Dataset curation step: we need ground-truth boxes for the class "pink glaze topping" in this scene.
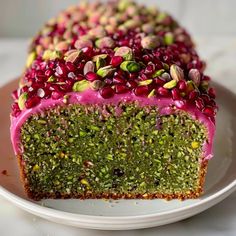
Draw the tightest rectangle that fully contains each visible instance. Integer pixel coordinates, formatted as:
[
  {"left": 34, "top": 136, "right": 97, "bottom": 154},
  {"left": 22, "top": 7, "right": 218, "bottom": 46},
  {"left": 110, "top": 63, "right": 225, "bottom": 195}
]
[{"left": 10, "top": 90, "right": 215, "bottom": 161}]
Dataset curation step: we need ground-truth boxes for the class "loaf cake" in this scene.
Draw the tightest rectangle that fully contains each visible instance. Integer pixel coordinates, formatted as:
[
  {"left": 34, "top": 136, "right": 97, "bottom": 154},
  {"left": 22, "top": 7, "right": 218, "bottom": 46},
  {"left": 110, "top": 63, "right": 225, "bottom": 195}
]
[{"left": 10, "top": 0, "right": 217, "bottom": 200}]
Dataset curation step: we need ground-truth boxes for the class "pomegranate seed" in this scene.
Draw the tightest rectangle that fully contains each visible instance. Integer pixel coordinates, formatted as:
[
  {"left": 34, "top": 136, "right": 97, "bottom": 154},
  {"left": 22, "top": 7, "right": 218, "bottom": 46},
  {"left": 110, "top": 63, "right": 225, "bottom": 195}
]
[
  {"left": 31, "top": 82, "right": 44, "bottom": 90},
  {"left": 81, "top": 47, "right": 93, "bottom": 58},
  {"left": 55, "top": 63, "right": 68, "bottom": 77},
  {"left": 134, "top": 86, "right": 149, "bottom": 96},
  {"left": 113, "top": 75, "right": 125, "bottom": 84},
  {"left": 11, "top": 103, "right": 21, "bottom": 117},
  {"left": 77, "top": 62, "right": 84, "bottom": 71},
  {"left": 201, "top": 94, "right": 211, "bottom": 104},
  {"left": 76, "top": 74, "right": 85, "bottom": 81},
  {"left": 153, "top": 59, "right": 163, "bottom": 70},
  {"left": 119, "top": 39, "right": 129, "bottom": 46},
  {"left": 208, "top": 87, "right": 216, "bottom": 99},
  {"left": 51, "top": 91, "right": 64, "bottom": 99},
  {"left": 65, "top": 62, "right": 76, "bottom": 72},
  {"left": 104, "top": 78, "right": 113, "bottom": 85},
  {"left": 126, "top": 80, "right": 138, "bottom": 89},
  {"left": 47, "top": 84, "right": 60, "bottom": 92},
  {"left": 189, "top": 90, "right": 199, "bottom": 101},
  {"left": 85, "top": 72, "right": 98, "bottom": 81},
  {"left": 116, "top": 69, "right": 126, "bottom": 77},
  {"left": 25, "top": 96, "right": 40, "bottom": 109},
  {"left": 142, "top": 55, "right": 151, "bottom": 63},
  {"left": 201, "top": 75, "right": 211, "bottom": 81},
  {"left": 208, "top": 99, "right": 216, "bottom": 107},
  {"left": 111, "top": 56, "right": 123, "bottom": 67},
  {"left": 65, "top": 79, "right": 74, "bottom": 87},
  {"left": 45, "top": 69, "right": 53, "bottom": 77},
  {"left": 99, "top": 86, "right": 115, "bottom": 99},
  {"left": 195, "top": 97, "right": 205, "bottom": 110},
  {"left": 60, "top": 83, "right": 72, "bottom": 91},
  {"left": 68, "top": 72, "right": 76, "bottom": 79},
  {"left": 139, "top": 73, "right": 148, "bottom": 81},
  {"left": 37, "top": 88, "right": 45, "bottom": 98},
  {"left": 157, "top": 87, "right": 170, "bottom": 96},
  {"left": 153, "top": 77, "right": 165, "bottom": 86},
  {"left": 128, "top": 72, "right": 138, "bottom": 80},
  {"left": 48, "top": 61, "right": 55, "bottom": 69},
  {"left": 203, "top": 106, "right": 216, "bottom": 116},
  {"left": 144, "top": 63, "right": 155, "bottom": 75},
  {"left": 171, "top": 88, "right": 181, "bottom": 100},
  {"left": 21, "top": 86, "right": 28, "bottom": 93},
  {"left": 177, "top": 80, "right": 187, "bottom": 91},
  {"left": 36, "top": 70, "right": 46, "bottom": 78},
  {"left": 114, "top": 84, "right": 128, "bottom": 94}
]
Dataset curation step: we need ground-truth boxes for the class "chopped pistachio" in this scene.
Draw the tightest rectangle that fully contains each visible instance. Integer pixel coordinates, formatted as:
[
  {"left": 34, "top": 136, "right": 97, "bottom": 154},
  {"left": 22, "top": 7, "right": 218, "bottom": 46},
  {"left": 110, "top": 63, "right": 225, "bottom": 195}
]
[
  {"left": 90, "top": 80, "right": 105, "bottom": 90},
  {"left": 200, "top": 80, "right": 209, "bottom": 91},
  {"left": 95, "top": 37, "right": 115, "bottom": 49},
  {"left": 95, "top": 57, "right": 106, "bottom": 70},
  {"left": 26, "top": 51, "right": 36, "bottom": 68},
  {"left": 141, "top": 35, "right": 160, "bottom": 49},
  {"left": 80, "top": 179, "right": 90, "bottom": 186},
  {"left": 156, "top": 12, "right": 168, "bottom": 23},
  {"left": 83, "top": 61, "right": 95, "bottom": 75},
  {"left": 72, "top": 80, "right": 90, "bottom": 92},
  {"left": 186, "top": 81, "right": 196, "bottom": 93},
  {"left": 139, "top": 79, "right": 153, "bottom": 86},
  {"left": 120, "top": 61, "right": 141, "bottom": 72},
  {"left": 18, "top": 92, "right": 28, "bottom": 110},
  {"left": 188, "top": 69, "right": 201, "bottom": 87},
  {"left": 65, "top": 50, "right": 82, "bottom": 63},
  {"left": 118, "top": 0, "right": 131, "bottom": 11},
  {"left": 191, "top": 141, "right": 199, "bottom": 149},
  {"left": 47, "top": 76, "right": 55, "bottom": 82},
  {"left": 170, "top": 64, "right": 184, "bottom": 81},
  {"left": 163, "top": 80, "right": 177, "bottom": 89},
  {"left": 32, "top": 164, "right": 40, "bottom": 172},
  {"left": 88, "top": 26, "right": 106, "bottom": 38},
  {"left": 97, "top": 65, "right": 115, "bottom": 78},
  {"left": 92, "top": 54, "right": 108, "bottom": 62},
  {"left": 142, "top": 23, "right": 155, "bottom": 34},
  {"left": 55, "top": 41, "right": 69, "bottom": 51},
  {"left": 152, "top": 69, "right": 165, "bottom": 78},
  {"left": 148, "top": 89, "right": 156, "bottom": 98},
  {"left": 123, "top": 19, "right": 139, "bottom": 29},
  {"left": 161, "top": 72, "right": 171, "bottom": 81},
  {"left": 74, "top": 38, "right": 93, "bottom": 49},
  {"left": 42, "top": 50, "right": 61, "bottom": 61},
  {"left": 164, "top": 32, "right": 174, "bottom": 45},
  {"left": 114, "top": 46, "right": 133, "bottom": 60}
]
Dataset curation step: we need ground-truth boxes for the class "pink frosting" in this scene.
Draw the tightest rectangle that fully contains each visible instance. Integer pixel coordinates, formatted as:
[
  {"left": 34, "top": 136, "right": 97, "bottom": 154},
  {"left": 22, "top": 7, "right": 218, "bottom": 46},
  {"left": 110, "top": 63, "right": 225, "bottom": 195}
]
[{"left": 10, "top": 90, "right": 215, "bottom": 161}]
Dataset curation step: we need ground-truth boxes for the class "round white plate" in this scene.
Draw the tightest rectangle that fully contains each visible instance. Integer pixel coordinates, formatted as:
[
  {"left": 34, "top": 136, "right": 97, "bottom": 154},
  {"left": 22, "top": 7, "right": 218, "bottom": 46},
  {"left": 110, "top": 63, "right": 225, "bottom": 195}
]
[{"left": 0, "top": 79, "right": 235, "bottom": 230}]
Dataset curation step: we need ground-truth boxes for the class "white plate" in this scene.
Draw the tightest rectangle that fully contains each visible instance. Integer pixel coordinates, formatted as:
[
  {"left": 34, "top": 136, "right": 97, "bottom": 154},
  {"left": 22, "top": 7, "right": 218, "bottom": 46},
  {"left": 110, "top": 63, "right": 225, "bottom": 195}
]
[{"left": 0, "top": 79, "right": 235, "bottom": 230}]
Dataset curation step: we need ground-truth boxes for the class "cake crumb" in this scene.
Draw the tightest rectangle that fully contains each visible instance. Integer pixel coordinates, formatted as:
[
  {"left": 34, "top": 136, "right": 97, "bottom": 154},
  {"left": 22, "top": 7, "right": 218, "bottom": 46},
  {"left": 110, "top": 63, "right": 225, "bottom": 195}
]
[{"left": 1, "top": 170, "right": 8, "bottom": 175}]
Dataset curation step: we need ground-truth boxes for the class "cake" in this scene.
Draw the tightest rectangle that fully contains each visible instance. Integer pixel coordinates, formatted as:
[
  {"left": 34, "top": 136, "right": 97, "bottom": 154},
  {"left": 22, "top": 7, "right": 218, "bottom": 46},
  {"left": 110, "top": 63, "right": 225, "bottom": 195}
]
[{"left": 10, "top": 0, "right": 217, "bottom": 201}]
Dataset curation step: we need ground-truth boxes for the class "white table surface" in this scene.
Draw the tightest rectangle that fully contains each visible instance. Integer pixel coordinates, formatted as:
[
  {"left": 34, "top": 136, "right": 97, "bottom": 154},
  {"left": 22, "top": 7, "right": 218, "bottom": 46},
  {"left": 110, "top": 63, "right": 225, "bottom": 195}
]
[{"left": 0, "top": 37, "right": 236, "bottom": 236}]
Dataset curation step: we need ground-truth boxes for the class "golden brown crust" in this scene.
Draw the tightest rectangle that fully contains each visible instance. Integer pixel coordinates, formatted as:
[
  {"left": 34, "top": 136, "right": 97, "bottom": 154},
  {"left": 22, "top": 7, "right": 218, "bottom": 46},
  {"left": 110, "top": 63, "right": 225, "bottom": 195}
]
[{"left": 16, "top": 154, "right": 208, "bottom": 201}]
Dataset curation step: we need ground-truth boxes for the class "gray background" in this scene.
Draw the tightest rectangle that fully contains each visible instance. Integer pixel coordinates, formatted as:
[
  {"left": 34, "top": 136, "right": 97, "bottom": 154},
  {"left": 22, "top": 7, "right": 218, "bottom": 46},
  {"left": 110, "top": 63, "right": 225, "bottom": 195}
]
[{"left": 0, "top": 0, "right": 235, "bottom": 38}]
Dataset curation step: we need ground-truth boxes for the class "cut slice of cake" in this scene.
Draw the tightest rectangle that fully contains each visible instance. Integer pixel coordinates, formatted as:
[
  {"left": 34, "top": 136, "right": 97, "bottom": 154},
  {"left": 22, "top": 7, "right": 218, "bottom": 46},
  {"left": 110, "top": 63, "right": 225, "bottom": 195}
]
[{"left": 10, "top": 0, "right": 217, "bottom": 200}]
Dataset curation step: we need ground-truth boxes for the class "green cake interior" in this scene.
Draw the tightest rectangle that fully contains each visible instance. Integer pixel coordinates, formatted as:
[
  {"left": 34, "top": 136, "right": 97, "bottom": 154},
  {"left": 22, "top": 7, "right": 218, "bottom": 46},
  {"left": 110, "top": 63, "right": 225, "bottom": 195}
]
[{"left": 20, "top": 102, "right": 207, "bottom": 198}]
